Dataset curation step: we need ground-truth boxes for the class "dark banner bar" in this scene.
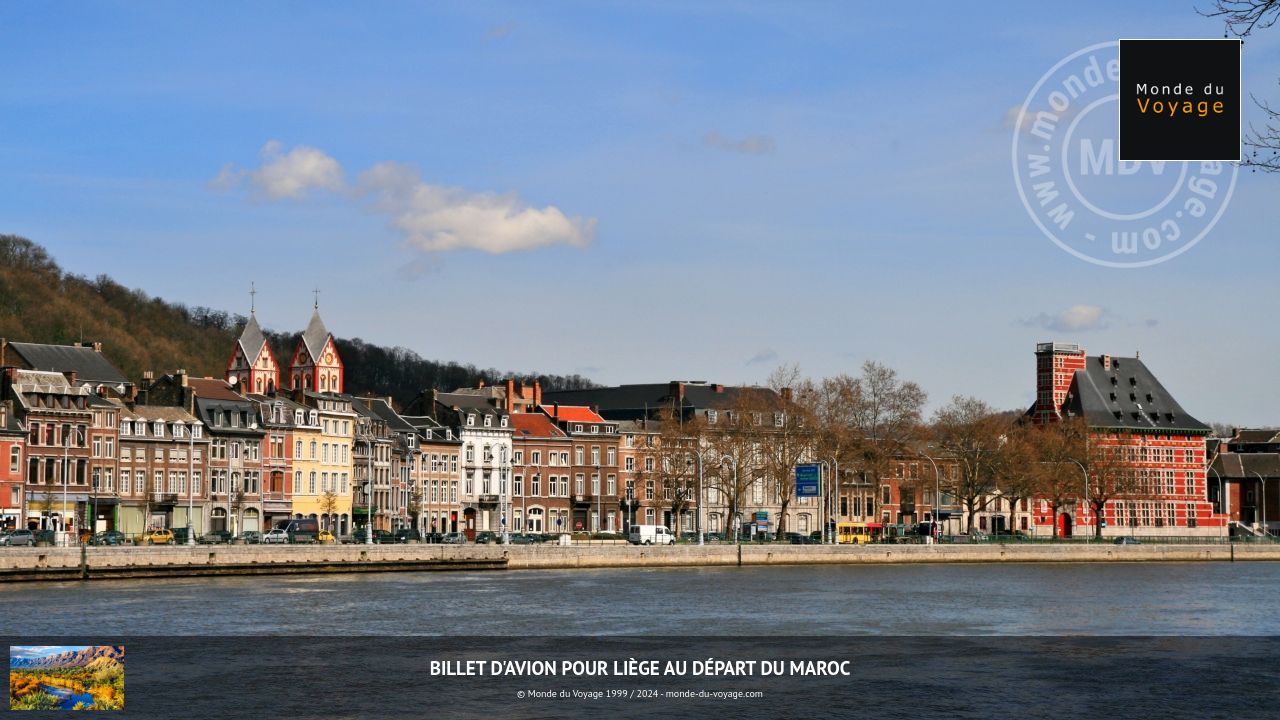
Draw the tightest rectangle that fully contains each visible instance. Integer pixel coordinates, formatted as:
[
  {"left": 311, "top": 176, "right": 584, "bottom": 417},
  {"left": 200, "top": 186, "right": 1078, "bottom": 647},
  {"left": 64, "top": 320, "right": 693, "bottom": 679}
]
[{"left": 6, "top": 636, "right": 1279, "bottom": 719}]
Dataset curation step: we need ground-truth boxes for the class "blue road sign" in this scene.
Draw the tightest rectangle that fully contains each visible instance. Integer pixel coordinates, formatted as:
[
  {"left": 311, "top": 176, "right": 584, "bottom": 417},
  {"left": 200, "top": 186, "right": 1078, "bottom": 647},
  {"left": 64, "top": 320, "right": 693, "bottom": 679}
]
[{"left": 795, "top": 463, "right": 821, "bottom": 497}]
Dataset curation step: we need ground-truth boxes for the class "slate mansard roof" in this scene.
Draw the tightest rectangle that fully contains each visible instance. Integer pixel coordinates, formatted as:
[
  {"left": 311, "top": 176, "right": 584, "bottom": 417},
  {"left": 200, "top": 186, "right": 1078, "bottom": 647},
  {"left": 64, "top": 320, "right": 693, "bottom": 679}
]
[
  {"left": 6, "top": 342, "right": 129, "bottom": 387},
  {"left": 1061, "top": 354, "right": 1210, "bottom": 434}
]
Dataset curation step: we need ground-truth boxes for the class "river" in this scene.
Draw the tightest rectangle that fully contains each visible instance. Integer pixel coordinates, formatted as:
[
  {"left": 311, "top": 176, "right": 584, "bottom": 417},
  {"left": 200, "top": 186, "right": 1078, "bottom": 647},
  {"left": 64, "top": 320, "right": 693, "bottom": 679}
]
[{"left": 2, "top": 562, "right": 1276, "bottom": 635}]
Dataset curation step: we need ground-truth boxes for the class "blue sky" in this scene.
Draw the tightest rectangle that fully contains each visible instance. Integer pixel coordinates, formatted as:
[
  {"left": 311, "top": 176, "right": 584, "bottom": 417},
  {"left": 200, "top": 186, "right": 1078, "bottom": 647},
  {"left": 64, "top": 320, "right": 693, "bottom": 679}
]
[
  {"left": 2, "top": 1, "right": 1277, "bottom": 425},
  {"left": 9, "top": 645, "right": 88, "bottom": 661}
]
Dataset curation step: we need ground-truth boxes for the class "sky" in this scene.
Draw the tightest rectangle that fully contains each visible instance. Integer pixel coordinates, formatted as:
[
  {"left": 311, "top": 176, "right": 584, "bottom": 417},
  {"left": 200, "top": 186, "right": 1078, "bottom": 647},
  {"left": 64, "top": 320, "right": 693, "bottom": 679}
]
[
  {"left": 2, "top": 1, "right": 1278, "bottom": 426},
  {"left": 9, "top": 645, "right": 88, "bottom": 661}
]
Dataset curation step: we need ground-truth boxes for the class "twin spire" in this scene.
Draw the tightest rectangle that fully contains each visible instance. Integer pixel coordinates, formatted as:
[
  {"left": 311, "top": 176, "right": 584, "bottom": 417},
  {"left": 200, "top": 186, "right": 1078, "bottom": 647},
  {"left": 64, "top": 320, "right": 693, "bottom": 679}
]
[{"left": 230, "top": 283, "right": 342, "bottom": 394}]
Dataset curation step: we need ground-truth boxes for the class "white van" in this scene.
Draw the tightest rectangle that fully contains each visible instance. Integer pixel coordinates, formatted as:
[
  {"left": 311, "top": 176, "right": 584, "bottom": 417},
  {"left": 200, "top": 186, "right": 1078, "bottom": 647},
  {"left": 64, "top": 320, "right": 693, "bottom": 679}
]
[{"left": 629, "top": 524, "right": 676, "bottom": 546}]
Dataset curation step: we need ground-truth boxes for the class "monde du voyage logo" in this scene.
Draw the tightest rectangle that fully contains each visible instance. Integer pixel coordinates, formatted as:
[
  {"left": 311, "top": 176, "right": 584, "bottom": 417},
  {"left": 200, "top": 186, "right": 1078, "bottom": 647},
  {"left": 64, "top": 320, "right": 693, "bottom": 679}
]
[{"left": 1012, "top": 40, "right": 1240, "bottom": 268}]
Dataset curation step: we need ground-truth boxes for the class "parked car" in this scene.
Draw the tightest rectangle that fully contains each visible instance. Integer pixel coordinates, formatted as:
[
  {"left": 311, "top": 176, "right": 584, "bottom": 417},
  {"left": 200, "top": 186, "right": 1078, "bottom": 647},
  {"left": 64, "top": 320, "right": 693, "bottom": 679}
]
[
  {"left": 508, "top": 533, "right": 539, "bottom": 545},
  {"left": 1114, "top": 536, "right": 1141, "bottom": 545},
  {"left": 277, "top": 518, "right": 319, "bottom": 543},
  {"left": 421, "top": 532, "right": 443, "bottom": 544},
  {"left": 261, "top": 528, "right": 291, "bottom": 544},
  {"left": 89, "top": 530, "right": 127, "bottom": 546},
  {"left": 144, "top": 528, "right": 175, "bottom": 545},
  {"left": 784, "top": 532, "right": 816, "bottom": 545},
  {"left": 317, "top": 530, "right": 336, "bottom": 544},
  {"left": 350, "top": 527, "right": 393, "bottom": 544},
  {"left": 441, "top": 532, "right": 467, "bottom": 544},
  {"left": 237, "top": 530, "right": 262, "bottom": 544},
  {"left": 199, "top": 530, "right": 233, "bottom": 544},
  {"left": 393, "top": 529, "right": 422, "bottom": 544},
  {"left": 474, "top": 531, "right": 499, "bottom": 544},
  {"left": 0, "top": 529, "right": 35, "bottom": 546},
  {"left": 628, "top": 524, "right": 675, "bottom": 546}
]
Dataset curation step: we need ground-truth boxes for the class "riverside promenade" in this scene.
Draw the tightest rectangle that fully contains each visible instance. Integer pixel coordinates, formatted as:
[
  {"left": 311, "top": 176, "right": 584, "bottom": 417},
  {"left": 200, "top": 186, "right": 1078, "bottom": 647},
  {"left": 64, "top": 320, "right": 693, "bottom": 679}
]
[{"left": 1, "top": 542, "right": 1278, "bottom": 581}]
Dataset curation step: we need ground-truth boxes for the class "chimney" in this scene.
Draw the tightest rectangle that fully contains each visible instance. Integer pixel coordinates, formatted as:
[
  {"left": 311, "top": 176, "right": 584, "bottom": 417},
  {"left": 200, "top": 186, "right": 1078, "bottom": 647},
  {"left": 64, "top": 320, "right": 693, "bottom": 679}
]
[
  {"left": 1102, "top": 354, "right": 1112, "bottom": 370},
  {"left": 176, "top": 369, "right": 188, "bottom": 388},
  {"left": 713, "top": 384, "right": 724, "bottom": 393},
  {"left": 781, "top": 387, "right": 793, "bottom": 402},
  {"left": 669, "top": 381, "right": 685, "bottom": 404},
  {"left": 505, "top": 379, "right": 516, "bottom": 414},
  {"left": 478, "top": 379, "right": 485, "bottom": 389},
  {"left": 552, "top": 403, "right": 560, "bottom": 420},
  {"left": 533, "top": 380, "right": 542, "bottom": 407},
  {"left": 93, "top": 341, "right": 103, "bottom": 353},
  {"left": 63, "top": 370, "right": 78, "bottom": 386}
]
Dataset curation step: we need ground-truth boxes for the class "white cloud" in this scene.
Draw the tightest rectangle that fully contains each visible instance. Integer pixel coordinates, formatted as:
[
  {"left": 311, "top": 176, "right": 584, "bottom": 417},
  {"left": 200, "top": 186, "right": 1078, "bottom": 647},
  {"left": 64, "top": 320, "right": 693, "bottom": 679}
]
[
  {"left": 358, "top": 162, "right": 596, "bottom": 254},
  {"left": 209, "top": 140, "right": 344, "bottom": 200},
  {"left": 703, "top": 131, "right": 775, "bottom": 155},
  {"left": 212, "top": 144, "right": 595, "bottom": 255},
  {"left": 1021, "top": 304, "right": 1109, "bottom": 332},
  {"left": 745, "top": 348, "right": 779, "bottom": 366}
]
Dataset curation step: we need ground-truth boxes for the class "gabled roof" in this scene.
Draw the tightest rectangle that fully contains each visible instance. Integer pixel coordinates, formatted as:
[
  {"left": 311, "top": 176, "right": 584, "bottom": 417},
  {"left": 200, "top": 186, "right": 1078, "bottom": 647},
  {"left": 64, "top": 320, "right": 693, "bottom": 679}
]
[
  {"left": 1061, "top": 355, "right": 1209, "bottom": 434},
  {"left": 435, "top": 392, "right": 508, "bottom": 415},
  {"left": 300, "top": 308, "right": 331, "bottom": 361},
  {"left": 1211, "top": 452, "right": 1280, "bottom": 479},
  {"left": 6, "top": 342, "right": 129, "bottom": 386},
  {"left": 539, "top": 404, "right": 605, "bottom": 423},
  {"left": 187, "top": 377, "right": 248, "bottom": 402},
  {"left": 1232, "top": 429, "right": 1280, "bottom": 445},
  {"left": 352, "top": 396, "right": 415, "bottom": 433},
  {"left": 511, "top": 413, "right": 568, "bottom": 439},
  {"left": 542, "top": 383, "right": 784, "bottom": 420},
  {"left": 236, "top": 313, "right": 270, "bottom": 361}
]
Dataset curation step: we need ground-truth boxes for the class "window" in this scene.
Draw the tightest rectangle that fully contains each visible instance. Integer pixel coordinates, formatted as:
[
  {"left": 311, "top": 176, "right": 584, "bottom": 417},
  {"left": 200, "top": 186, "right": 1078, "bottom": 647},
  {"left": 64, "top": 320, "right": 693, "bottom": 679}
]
[
  {"left": 309, "top": 472, "right": 317, "bottom": 494},
  {"left": 531, "top": 451, "right": 541, "bottom": 466},
  {"left": 532, "top": 475, "right": 541, "bottom": 496},
  {"left": 591, "top": 448, "right": 600, "bottom": 465},
  {"left": 575, "top": 447, "right": 584, "bottom": 465},
  {"left": 625, "top": 456, "right": 635, "bottom": 471},
  {"left": 10, "top": 447, "right": 19, "bottom": 473},
  {"left": 607, "top": 448, "right": 616, "bottom": 466},
  {"left": 576, "top": 474, "right": 585, "bottom": 495}
]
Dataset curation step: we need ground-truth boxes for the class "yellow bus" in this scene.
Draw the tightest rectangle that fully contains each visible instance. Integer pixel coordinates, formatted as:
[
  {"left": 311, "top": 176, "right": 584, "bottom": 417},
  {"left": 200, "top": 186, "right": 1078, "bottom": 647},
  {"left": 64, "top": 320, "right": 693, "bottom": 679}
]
[{"left": 836, "top": 522, "right": 883, "bottom": 545}]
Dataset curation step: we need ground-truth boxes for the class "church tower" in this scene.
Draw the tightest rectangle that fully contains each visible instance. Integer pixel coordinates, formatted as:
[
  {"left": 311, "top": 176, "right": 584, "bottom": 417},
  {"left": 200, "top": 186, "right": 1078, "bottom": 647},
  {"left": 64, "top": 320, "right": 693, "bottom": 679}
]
[
  {"left": 289, "top": 294, "right": 344, "bottom": 393},
  {"left": 226, "top": 284, "right": 281, "bottom": 394}
]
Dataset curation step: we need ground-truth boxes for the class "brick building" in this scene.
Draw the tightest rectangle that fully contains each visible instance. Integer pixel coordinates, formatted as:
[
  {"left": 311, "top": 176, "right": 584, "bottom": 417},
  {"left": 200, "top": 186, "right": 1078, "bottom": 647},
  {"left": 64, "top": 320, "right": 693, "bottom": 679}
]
[
  {"left": 1029, "top": 342, "right": 1219, "bottom": 537},
  {"left": 0, "top": 400, "right": 24, "bottom": 531},
  {"left": 539, "top": 405, "right": 622, "bottom": 533},
  {"left": 509, "top": 411, "right": 572, "bottom": 534}
]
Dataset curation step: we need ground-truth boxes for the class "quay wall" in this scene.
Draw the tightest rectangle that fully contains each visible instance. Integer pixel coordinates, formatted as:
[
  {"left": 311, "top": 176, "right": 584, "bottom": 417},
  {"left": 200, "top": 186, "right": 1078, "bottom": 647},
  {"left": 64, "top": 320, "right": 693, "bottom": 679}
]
[{"left": 1, "top": 542, "right": 1278, "bottom": 581}]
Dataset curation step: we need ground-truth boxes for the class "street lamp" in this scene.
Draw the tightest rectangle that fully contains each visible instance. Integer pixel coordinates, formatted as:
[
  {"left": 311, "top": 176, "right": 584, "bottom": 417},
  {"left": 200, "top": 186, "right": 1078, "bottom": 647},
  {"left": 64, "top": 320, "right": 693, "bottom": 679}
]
[
  {"left": 362, "top": 480, "right": 373, "bottom": 545},
  {"left": 62, "top": 425, "right": 86, "bottom": 546},
  {"left": 1252, "top": 471, "right": 1268, "bottom": 539},
  {"left": 1207, "top": 464, "right": 1226, "bottom": 532},
  {"left": 921, "top": 452, "right": 941, "bottom": 543},
  {"left": 186, "top": 423, "right": 197, "bottom": 545}
]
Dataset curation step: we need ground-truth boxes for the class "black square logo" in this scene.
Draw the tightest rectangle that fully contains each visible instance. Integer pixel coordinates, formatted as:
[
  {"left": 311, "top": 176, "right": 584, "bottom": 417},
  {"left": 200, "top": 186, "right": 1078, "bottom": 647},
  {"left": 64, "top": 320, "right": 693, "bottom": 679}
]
[{"left": 1119, "top": 39, "right": 1241, "bottom": 161}]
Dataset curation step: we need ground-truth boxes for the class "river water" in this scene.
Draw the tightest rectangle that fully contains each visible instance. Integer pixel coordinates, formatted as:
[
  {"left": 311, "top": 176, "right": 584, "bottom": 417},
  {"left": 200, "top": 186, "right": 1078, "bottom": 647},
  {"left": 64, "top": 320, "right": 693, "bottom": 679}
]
[{"left": 2, "top": 562, "right": 1276, "bottom": 636}]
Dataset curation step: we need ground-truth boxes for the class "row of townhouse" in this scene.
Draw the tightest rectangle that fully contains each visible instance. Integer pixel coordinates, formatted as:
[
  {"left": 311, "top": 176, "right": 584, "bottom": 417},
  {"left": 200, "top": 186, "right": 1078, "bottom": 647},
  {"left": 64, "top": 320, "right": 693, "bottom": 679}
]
[{"left": 0, "top": 310, "right": 1265, "bottom": 541}]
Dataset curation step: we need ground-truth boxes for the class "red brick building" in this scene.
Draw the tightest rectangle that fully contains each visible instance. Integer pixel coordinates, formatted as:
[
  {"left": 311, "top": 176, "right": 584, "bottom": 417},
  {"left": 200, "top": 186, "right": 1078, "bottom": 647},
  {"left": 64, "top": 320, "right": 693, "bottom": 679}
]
[
  {"left": 509, "top": 412, "right": 572, "bottom": 534},
  {"left": 1029, "top": 342, "right": 1220, "bottom": 537},
  {"left": 539, "top": 405, "right": 622, "bottom": 533},
  {"left": 0, "top": 400, "right": 24, "bottom": 531}
]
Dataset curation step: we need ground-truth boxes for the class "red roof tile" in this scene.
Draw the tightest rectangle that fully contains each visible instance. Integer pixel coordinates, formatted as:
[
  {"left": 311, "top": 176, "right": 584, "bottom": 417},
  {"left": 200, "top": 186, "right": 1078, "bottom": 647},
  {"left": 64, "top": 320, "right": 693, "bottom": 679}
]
[
  {"left": 538, "top": 404, "right": 604, "bottom": 423},
  {"left": 510, "top": 413, "right": 567, "bottom": 438}
]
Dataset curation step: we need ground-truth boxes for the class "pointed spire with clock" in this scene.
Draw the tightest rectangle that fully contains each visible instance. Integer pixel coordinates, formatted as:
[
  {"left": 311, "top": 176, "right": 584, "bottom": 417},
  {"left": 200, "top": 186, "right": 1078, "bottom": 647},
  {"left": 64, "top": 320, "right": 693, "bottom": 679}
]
[
  {"left": 289, "top": 290, "right": 344, "bottom": 393},
  {"left": 226, "top": 283, "right": 281, "bottom": 394}
]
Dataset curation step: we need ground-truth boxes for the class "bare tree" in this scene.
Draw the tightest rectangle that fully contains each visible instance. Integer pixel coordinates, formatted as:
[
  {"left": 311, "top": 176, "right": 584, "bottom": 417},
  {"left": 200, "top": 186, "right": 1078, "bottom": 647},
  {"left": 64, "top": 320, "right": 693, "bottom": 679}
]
[
  {"left": 836, "top": 362, "right": 928, "bottom": 522},
  {"left": 753, "top": 366, "right": 814, "bottom": 536},
  {"left": 704, "top": 394, "right": 764, "bottom": 543},
  {"left": 1077, "top": 426, "right": 1140, "bottom": 539},
  {"left": 932, "top": 396, "right": 1004, "bottom": 533},
  {"left": 1200, "top": 0, "right": 1280, "bottom": 170},
  {"left": 990, "top": 423, "right": 1039, "bottom": 535},
  {"left": 1028, "top": 419, "right": 1087, "bottom": 538}
]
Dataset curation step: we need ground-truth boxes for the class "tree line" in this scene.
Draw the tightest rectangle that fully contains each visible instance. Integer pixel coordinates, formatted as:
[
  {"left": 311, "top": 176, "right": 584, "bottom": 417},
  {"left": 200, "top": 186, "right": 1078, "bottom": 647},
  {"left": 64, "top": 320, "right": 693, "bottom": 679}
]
[
  {"left": 634, "top": 362, "right": 1154, "bottom": 540},
  {"left": 0, "top": 234, "right": 596, "bottom": 407}
]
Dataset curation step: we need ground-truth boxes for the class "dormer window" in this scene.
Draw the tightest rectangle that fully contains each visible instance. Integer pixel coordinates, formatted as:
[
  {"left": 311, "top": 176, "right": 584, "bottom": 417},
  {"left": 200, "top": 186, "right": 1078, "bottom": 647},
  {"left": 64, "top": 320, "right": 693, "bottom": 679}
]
[
  {"left": 120, "top": 421, "right": 131, "bottom": 436},
  {"left": 590, "top": 425, "right": 598, "bottom": 434},
  {"left": 309, "top": 412, "right": 318, "bottom": 425},
  {"left": 574, "top": 424, "right": 583, "bottom": 433},
  {"left": 484, "top": 415, "right": 492, "bottom": 427},
  {"left": 136, "top": 422, "right": 147, "bottom": 436},
  {"left": 173, "top": 423, "right": 185, "bottom": 438},
  {"left": 153, "top": 421, "right": 165, "bottom": 436},
  {"left": 468, "top": 414, "right": 476, "bottom": 426},
  {"left": 500, "top": 417, "right": 507, "bottom": 428},
  {"left": 192, "top": 425, "right": 203, "bottom": 439}
]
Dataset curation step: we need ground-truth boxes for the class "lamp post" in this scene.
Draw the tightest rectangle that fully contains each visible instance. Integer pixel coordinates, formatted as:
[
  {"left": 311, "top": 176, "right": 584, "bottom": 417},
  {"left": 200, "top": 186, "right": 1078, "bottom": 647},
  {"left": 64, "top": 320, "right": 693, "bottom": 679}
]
[
  {"left": 91, "top": 474, "right": 98, "bottom": 542},
  {"left": 62, "top": 425, "right": 85, "bottom": 546},
  {"left": 1252, "top": 471, "right": 1268, "bottom": 539},
  {"left": 696, "top": 448, "right": 705, "bottom": 546},
  {"left": 921, "top": 452, "right": 941, "bottom": 543},
  {"left": 1069, "top": 458, "right": 1089, "bottom": 543},
  {"left": 186, "top": 423, "right": 197, "bottom": 545},
  {"left": 1207, "top": 465, "right": 1226, "bottom": 537},
  {"left": 362, "top": 480, "right": 373, "bottom": 545}
]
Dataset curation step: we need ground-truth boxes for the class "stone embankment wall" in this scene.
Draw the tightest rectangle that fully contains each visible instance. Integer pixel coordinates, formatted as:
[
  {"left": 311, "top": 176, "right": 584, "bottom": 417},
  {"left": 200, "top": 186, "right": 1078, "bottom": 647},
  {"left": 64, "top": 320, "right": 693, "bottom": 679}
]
[{"left": 0, "top": 543, "right": 1275, "bottom": 581}]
